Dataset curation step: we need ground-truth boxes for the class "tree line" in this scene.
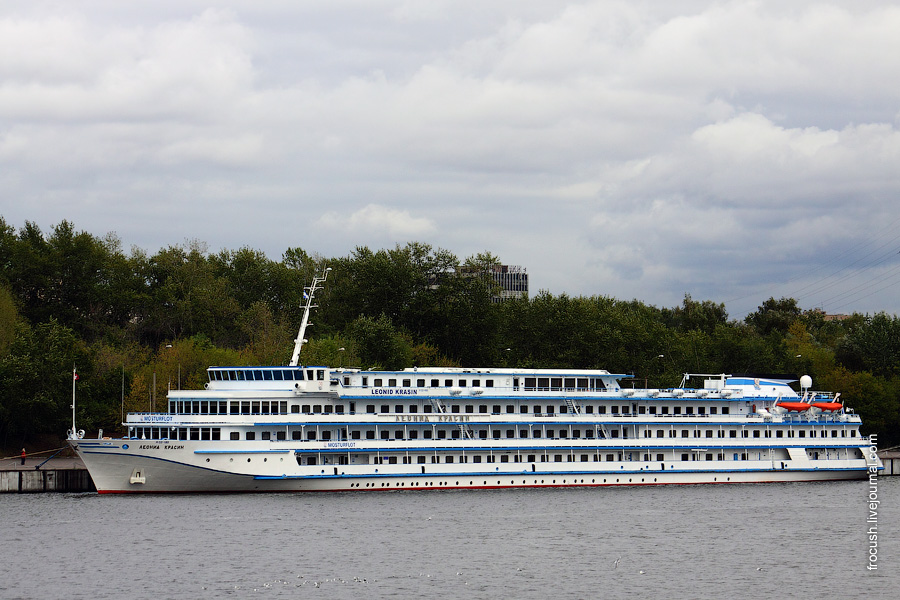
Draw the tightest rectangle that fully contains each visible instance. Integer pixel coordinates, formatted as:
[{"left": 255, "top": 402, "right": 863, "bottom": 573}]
[{"left": 1, "top": 218, "right": 898, "bottom": 450}]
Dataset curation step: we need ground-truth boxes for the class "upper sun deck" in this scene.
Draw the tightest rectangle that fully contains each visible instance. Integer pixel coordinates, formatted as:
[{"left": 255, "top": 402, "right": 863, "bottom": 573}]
[{"left": 192, "top": 366, "right": 811, "bottom": 404}]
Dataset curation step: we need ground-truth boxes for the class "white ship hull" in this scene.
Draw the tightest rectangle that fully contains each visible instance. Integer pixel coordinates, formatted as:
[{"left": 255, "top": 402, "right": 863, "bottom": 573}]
[{"left": 71, "top": 438, "right": 874, "bottom": 494}]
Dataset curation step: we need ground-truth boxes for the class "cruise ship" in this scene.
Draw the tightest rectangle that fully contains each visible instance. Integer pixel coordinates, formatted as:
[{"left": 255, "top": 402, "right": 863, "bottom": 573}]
[{"left": 68, "top": 271, "right": 881, "bottom": 493}]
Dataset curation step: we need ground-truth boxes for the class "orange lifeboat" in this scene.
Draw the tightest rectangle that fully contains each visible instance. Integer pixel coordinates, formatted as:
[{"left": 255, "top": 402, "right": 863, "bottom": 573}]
[
  {"left": 811, "top": 401, "right": 843, "bottom": 413},
  {"left": 811, "top": 392, "right": 843, "bottom": 413},
  {"left": 775, "top": 401, "right": 811, "bottom": 412}
]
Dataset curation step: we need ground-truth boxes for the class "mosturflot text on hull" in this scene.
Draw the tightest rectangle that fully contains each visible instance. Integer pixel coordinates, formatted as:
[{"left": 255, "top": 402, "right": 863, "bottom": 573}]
[{"left": 68, "top": 270, "right": 881, "bottom": 493}]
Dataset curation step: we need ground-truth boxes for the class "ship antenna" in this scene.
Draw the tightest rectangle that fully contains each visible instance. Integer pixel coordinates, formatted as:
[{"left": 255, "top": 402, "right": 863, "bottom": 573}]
[{"left": 289, "top": 266, "right": 331, "bottom": 367}]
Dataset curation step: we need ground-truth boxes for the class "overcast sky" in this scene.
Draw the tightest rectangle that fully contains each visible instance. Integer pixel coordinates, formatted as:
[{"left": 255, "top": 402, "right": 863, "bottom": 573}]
[{"left": 2, "top": 1, "right": 899, "bottom": 319}]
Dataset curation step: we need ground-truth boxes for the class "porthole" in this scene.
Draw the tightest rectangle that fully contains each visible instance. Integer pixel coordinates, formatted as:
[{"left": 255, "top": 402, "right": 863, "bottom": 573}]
[
  {"left": 247, "top": 458, "right": 251, "bottom": 463},
  {"left": 229, "top": 458, "right": 233, "bottom": 462},
  {"left": 205, "top": 458, "right": 210, "bottom": 462},
  {"left": 264, "top": 458, "right": 267, "bottom": 462}
]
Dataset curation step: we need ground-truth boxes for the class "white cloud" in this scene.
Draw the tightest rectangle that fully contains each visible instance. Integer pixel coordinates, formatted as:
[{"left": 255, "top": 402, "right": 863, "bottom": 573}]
[
  {"left": 317, "top": 204, "right": 436, "bottom": 240},
  {"left": 2, "top": 1, "right": 900, "bottom": 318}
]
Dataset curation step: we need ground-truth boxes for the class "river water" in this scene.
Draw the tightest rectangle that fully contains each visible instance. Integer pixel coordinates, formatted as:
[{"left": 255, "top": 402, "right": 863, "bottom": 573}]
[{"left": 1, "top": 478, "right": 896, "bottom": 599}]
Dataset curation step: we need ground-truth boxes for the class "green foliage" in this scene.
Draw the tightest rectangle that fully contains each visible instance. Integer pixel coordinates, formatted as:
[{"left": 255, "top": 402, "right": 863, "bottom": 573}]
[{"left": 1, "top": 218, "right": 898, "bottom": 448}]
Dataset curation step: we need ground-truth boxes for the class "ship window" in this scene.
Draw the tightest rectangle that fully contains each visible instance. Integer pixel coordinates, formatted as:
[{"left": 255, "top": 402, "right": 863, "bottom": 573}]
[
  {"left": 787, "top": 430, "right": 795, "bottom": 438},
  {"left": 730, "top": 430, "right": 737, "bottom": 438},
  {"left": 698, "top": 407, "right": 705, "bottom": 415},
  {"left": 437, "top": 430, "right": 447, "bottom": 439},
  {"left": 424, "top": 430, "right": 432, "bottom": 439},
  {"left": 306, "top": 370, "right": 314, "bottom": 381},
  {"left": 525, "top": 377, "right": 536, "bottom": 389},
  {"left": 409, "top": 430, "right": 418, "bottom": 439},
  {"left": 230, "top": 432, "right": 240, "bottom": 441},
  {"left": 564, "top": 378, "right": 576, "bottom": 389},
  {"left": 661, "top": 406, "right": 669, "bottom": 414},
  {"left": 722, "top": 407, "right": 729, "bottom": 415},
  {"left": 423, "top": 405, "right": 432, "bottom": 413},
  {"left": 577, "top": 378, "right": 588, "bottom": 389},
  {"left": 538, "top": 378, "right": 550, "bottom": 389},
  {"left": 520, "top": 405, "right": 529, "bottom": 413},
  {"left": 472, "top": 379, "right": 480, "bottom": 387},
  {"left": 706, "top": 453, "right": 713, "bottom": 461},
  {"left": 506, "top": 405, "right": 515, "bottom": 414},
  {"left": 479, "top": 405, "right": 488, "bottom": 413},
  {"left": 831, "top": 430, "right": 838, "bottom": 437},
  {"left": 501, "top": 455, "right": 509, "bottom": 463},
  {"left": 395, "top": 405, "right": 403, "bottom": 413},
  {"left": 706, "top": 430, "right": 713, "bottom": 438},
  {"left": 246, "top": 431, "right": 255, "bottom": 441},
  {"left": 380, "top": 431, "right": 389, "bottom": 440},
  {"left": 322, "top": 431, "right": 331, "bottom": 440},
  {"left": 459, "top": 379, "right": 467, "bottom": 387},
  {"left": 307, "top": 431, "right": 317, "bottom": 440},
  {"left": 317, "top": 370, "right": 325, "bottom": 381},
  {"left": 380, "top": 405, "right": 389, "bottom": 413},
  {"left": 473, "top": 456, "right": 482, "bottom": 463},
  {"left": 292, "top": 431, "right": 302, "bottom": 440},
  {"left": 465, "top": 405, "right": 474, "bottom": 413},
  {"left": 551, "top": 378, "right": 562, "bottom": 389},
  {"left": 598, "top": 406, "right": 606, "bottom": 414},
  {"left": 335, "top": 405, "right": 344, "bottom": 414},
  {"left": 366, "top": 431, "right": 375, "bottom": 439},
  {"left": 312, "top": 404, "right": 322, "bottom": 414},
  {"left": 611, "top": 406, "right": 619, "bottom": 414},
  {"left": 681, "top": 430, "right": 689, "bottom": 438},
  {"left": 261, "top": 432, "right": 271, "bottom": 441},
  {"left": 451, "top": 405, "right": 460, "bottom": 412},
  {"left": 479, "top": 430, "right": 488, "bottom": 439},
  {"left": 493, "top": 430, "right": 502, "bottom": 439},
  {"left": 417, "top": 379, "right": 425, "bottom": 387},
  {"left": 638, "top": 406, "right": 646, "bottom": 414},
  {"left": 799, "top": 430, "right": 806, "bottom": 438},
  {"left": 445, "top": 379, "right": 453, "bottom": 387},
  {"left": 431, "top": 379, "right": 439, "bottom": 387},
  {"left": 417, "top": 456, "right": 426, "bottom": 464},
  {"left": 362, "top": 377, "right": 368, "bottom": 387},
  {"left": 408, "top": 405, "right": 417, "bottom": 413},
  {"left": 366, "top": 404, "right": 375, "bottom": 413},
  {"left": 273, "top": 370, "right": 282, "bottom": 381},
  {"left": 253, "top": 370, "right": 262, "bottom": 380},
  {"left": 445, "top": 456, "right": 454, "bottom": 464},
  {"left": 373, "top": 378, "right": 383, "bottom": 386},
  {"left": 251, "top": 401, "right": 261, "bottom": 414},
  {"left": 657, "top": 430, "right": 665, "bottom": 438},
  {"left": 586, "top": 406, "right": 594, "bottom": 414},
  {"left": 534, "top": 405, "right": 542, "bottom": 415},
  {"left": 681, "top": 453, "right": 689, "bottom": 461},
  {"left": 776, "top": 430, "right": 784, "bottom": 438},
  {"left": 403, "top": 379, "right": 411, "bottom": 387},
  {"left": 673, "top": 407, "right": 681, "bottom": 415},
  {"left": 388, "top": 379, "right": 396, "bottom": 387},
  {"left": 485, "top": 380, "right": 494, "bottom": 388},
  {"left": 710, "top": 407, "right": 717, "bottom": 414}
]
